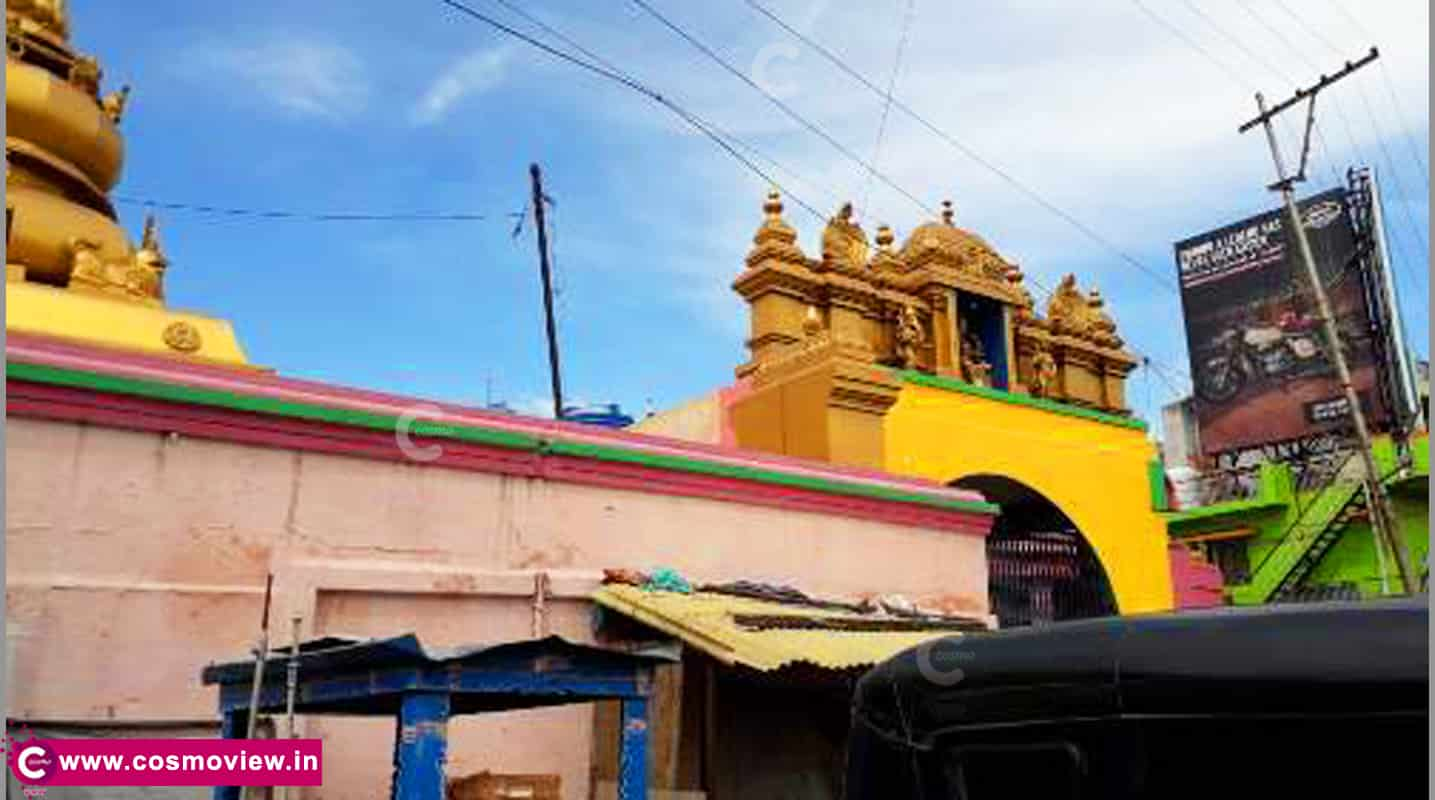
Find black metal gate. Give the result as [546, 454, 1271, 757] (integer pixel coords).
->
[988, 530, 1116, 627]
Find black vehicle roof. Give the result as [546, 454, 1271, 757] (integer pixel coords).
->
[852, 598, 1428, 744]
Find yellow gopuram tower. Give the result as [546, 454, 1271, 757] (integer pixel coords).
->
[6, 0, 249, 365]
[722, 191, 1174, 615]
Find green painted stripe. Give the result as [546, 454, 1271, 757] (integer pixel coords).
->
[7, 359, 998, 517]
[895, 370, 1148, 431]
[6, 360, 541, 450]
[1147, 458, 1168, 512]
[549, 440, 999, 514]
[1162, 497, 1288, 529]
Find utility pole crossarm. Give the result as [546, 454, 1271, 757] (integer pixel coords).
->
[1238, 46, 1378, 133]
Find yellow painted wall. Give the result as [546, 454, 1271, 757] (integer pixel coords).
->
[884, 381, 1174, 613]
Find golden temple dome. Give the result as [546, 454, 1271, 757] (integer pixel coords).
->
[898, 200, 1009, 281]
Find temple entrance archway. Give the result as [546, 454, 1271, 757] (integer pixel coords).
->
[954, 474, 1117, 627]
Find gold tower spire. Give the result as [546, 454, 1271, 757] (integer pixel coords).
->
[6, 0, 249, 364]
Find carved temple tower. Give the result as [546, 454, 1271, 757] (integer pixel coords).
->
[6, 0, 249, 364]
[731, 191, 1140, 469]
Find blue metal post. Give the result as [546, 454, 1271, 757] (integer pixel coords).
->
[213, 709, 243, 800]
[391, 692, 450, 800]
[618, 698, 649, 800]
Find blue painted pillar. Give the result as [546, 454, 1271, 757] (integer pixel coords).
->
[213, 709, 243, 800]
[618, 698, 649, 800]
[391, 692, 450, 800]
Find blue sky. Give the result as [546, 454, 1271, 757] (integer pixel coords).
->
[73, 0, 1429, 430]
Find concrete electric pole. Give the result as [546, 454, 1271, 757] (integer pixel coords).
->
[1238, 47, 1417, 595]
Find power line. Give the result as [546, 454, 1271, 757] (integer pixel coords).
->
[485, 0, 841, 207]
[1353, 90, 1430, 256]
[434, 0, 827, 222]
[1274, 0, 1429, 195]
[1164, 0, 1342, 185]
[1243, 1, 1429, 270]
[737, 0, 1193, 383]
[1325, 0, 1432, 186]
[1181, 0, 1292, 85]
[1234, 0, 1370, 173]
[627, 0, 937, 220]
[1134, 0, 1247, 87]
[1375, 62, 1431, 187]
[743, 0, 1181, 296]
[113, 196, 491, 221]
[859, 0, 917, 223]
[444, 0, 1194, 390]
[1225, 0, 1427, 304]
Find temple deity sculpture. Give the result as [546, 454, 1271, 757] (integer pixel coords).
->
[959, 319, 993, 387]
[894, 304, 923, 368]
[821, 203, 869, 269]
[101, 84, 129, 124]
[1028, 347, 1058, 397]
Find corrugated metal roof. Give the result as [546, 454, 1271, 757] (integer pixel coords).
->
[593, 585, 985, 672]
[200, 633, 675, 686]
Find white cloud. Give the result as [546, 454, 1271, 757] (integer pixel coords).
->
[186, 35, 368, 122]
[412, 47, 511, 125]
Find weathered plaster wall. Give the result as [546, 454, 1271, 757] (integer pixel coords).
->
[6, 416, 989, 800]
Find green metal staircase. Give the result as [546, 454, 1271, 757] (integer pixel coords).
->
[1232, 475, 1367, 605]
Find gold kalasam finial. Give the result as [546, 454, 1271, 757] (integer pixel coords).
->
[875, 224, 894, 251]
[941, 200, 954, 226]
[763, 188, 783, 219]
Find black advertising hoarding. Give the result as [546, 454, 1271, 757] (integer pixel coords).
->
[1174, 187, 1389, 460]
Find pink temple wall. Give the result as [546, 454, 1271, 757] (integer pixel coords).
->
[6, 415, 990, 800]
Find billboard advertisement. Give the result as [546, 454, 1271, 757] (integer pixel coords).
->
[1174, 187, 1390, 461]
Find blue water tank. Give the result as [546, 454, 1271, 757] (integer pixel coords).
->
[560, 403, 634, 429]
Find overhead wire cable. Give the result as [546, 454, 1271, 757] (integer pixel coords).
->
[859, 0, 917, 223]
[1265, 0, 1429, 266]
[745, 0, 1182, 295]
[1233, 0, 1367, 177]
[113, 196, 491, 221]
[1319, 0, 1429, 186]
[1177, 0, 1341, 186]
[484, 0, 843, 208]
[737, 0, 1192, 382]
[627, 0, 938, 220]
[435, 0, 827, 222]
[1243, 0, 1428, 286]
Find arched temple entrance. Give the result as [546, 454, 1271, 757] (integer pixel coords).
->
[954, 475, 1117, 627]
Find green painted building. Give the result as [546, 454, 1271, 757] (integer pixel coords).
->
[1165, 434, 1429, 604]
